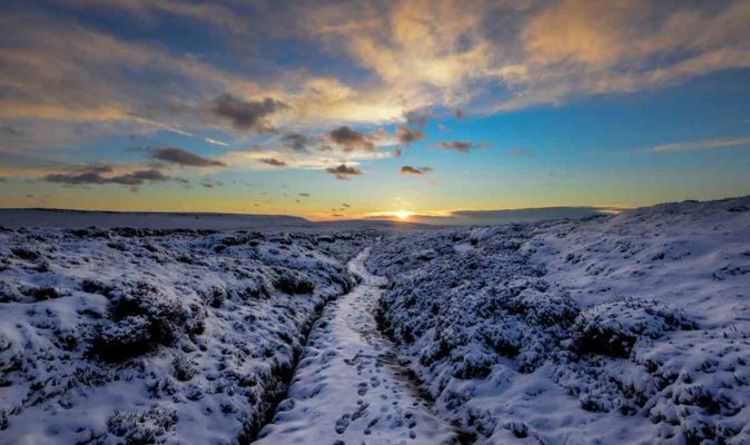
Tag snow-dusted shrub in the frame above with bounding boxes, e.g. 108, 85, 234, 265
172, 354, 198, 381
107, 406, 177, 445
91, 315, 153, 361
91, 281, 206, 361
10, 247, 39, 261
506, 286, 579, 327
273, 269, 315, 294
573, 299, 694, 358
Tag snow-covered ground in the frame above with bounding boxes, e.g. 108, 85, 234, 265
0, 228, 363, 444
256, 248, 463, 444
368, 196, 750, 444
1, 196, 748, 444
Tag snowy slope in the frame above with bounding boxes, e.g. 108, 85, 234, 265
368, 196, 750, 444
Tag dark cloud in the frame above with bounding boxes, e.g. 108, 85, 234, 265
151, 147, 226, 167
211, 94, 286, 131
325, 164, 362, 180
200, 178, 223, 188
507, 147, 534, 157
0, 177, 7, 182
281, 132, 311, 152
0, 125, 23, 136
258, 158, 287, 167
299, 192, 310, 197
392, 147, 403, 157
330, 126, 374, 152
454, 108, 465, 119
400, 165, 433, 175
108, 169, 172, 185
396, 125, 424, 145
341, 203, 351, 208
43, 164, 182, 187
404, 108, 429, 128
43, 168, 109, 185
436, 141, 488, 153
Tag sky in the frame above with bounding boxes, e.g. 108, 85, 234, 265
0, 0, 749, 221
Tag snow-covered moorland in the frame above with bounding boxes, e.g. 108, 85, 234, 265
0, 227, 369, 444
368, 196, 750, 444
1, 196, 748, 445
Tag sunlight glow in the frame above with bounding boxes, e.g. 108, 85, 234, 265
394, 210, 411, 220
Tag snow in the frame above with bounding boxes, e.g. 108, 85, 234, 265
368, 196, 750, 444
0, 228, 361, 444
255, 249, 462, 444
1, 195, 749, 444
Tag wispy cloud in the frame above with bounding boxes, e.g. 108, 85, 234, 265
507, 147, 534, 157
649, 136, 750, 152
435, 141, 488, 153
204, 137, 229, 147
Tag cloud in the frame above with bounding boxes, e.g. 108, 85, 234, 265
43, 164, 181, 186
107, 169, 176, 185
330, 126, 375, 152
649, 136, 750, 152
4, 0, 750, 164
299, 192, 311, 197
507, 147, 534, 157
396, 125, 424, 145
341, 203, 351, 208
150, 147, 226, 167
400, 165, 433, 175
204, 137, 229, 147
258, 158, 287, 167
281, 132, 312, 152
325, 164, 362, 180
435, 140, 487, 153
200, 178, 223, 188
67, 0, 250, 35
211, 94, 286, 131
404, 108, 430, 128
0, 125, 23, 137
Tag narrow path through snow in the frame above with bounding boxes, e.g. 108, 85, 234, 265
253, 248, 464, 444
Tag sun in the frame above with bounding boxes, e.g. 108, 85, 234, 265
394, 210, 411, 220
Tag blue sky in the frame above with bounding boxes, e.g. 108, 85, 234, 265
0, 0, 749, 220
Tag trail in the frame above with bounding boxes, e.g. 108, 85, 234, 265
252, 248, 466, 444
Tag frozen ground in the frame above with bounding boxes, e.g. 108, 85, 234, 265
1, 196, 749, 444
